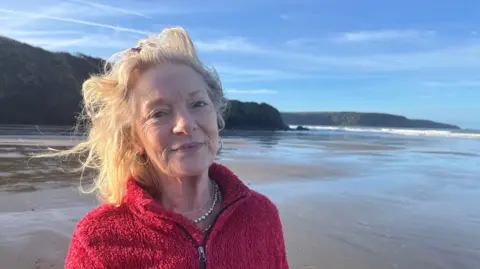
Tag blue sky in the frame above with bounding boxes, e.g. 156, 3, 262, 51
1, 0, 479, 128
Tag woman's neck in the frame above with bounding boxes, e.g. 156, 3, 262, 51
156, 170, 214, 214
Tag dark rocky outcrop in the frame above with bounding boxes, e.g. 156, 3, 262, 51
0, 36, 104, 125
0, 36, 288, 130
281, 112, 460, 129
224, 100, 288, 130
295, 125, 309, 131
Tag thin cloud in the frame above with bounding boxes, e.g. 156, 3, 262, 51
216, 65, 288, 76
3, 5, 479, 76
12, 34, 135, 50
285, 38, 323, 47
423, 80, 480, 88
331, 29, 436, 43
67, 0, 150, 18
225, 89, 278, 94
0, 30, 82, 36
195, 32, 479, 73
265, 42, 480, 72
1, 5, 74, 30
44, 36, 92, 49
195, 37, 262, 53
0, 8, 150, 34
201, 35, 480, 73
214, 64, 312, 81
13, 37, 85, 48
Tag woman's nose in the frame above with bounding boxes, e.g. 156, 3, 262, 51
172, 111, 197, 134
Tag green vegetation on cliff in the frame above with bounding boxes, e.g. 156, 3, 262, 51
282, 112, 460, 129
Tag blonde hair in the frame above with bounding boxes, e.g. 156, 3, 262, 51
38, 27, 228, 205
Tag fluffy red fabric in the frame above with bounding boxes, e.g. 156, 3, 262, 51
65, 163, 289, 268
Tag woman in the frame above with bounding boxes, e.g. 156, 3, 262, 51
59, 27, 289, 268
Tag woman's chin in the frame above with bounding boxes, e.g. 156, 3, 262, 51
169, 156, 212, 177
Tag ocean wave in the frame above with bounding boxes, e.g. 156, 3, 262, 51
289, 125, 480, 139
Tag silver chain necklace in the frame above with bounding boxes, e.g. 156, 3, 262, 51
193, 181, 219, 224
203, 187, 222, 232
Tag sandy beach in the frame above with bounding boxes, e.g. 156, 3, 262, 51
1, 127, 480, 269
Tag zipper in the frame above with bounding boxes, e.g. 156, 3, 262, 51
201, 194, 246, 246
177, 194, 247, 269
198, 246, 206, 269
177, 225, 206, 269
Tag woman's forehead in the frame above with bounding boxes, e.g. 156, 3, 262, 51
135, 64, 208, 99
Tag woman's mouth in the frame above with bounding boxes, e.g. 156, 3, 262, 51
172, 142, 203, 153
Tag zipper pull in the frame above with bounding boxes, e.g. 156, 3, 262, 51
198, 246, 206, 263
198, 246, 207, 269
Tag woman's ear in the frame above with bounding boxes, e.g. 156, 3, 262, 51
132, 137, 145, 155
130, 125, 145, 155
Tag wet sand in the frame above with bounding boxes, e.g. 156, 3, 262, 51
1, 129, 480, 269
0, 186, 97, 269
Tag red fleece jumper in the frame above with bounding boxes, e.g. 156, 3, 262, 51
65, 163, 289, 269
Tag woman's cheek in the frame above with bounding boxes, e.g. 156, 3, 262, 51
141, 120, 158, 136
142, 123, 163, 149
151, 126, 167, 146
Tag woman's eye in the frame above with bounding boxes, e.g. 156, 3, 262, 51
152, 111, 167, 118
193, 101, 207, 108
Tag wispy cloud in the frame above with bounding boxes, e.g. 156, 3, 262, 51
0, 30, 82, 36
3, 3, 479, 77
225, 89, 278, 94
285, 38, 323, 47
414, 87, 458, 100
216, 65, 289, 76
67, 0, 150, 18
331, 29, 436, 43
16, 35, 133, 50
43, 36, 92, 49
0, 5, 74, 29
0, 8, 150, 34
195, 37, 262, 53
198, 33, 480, 73
267, 42, 480, 72
423, 80, 480, 88
214, 64, 312, 82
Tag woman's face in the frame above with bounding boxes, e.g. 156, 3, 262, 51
133, 63, 219, 177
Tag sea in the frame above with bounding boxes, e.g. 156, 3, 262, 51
0, 124, 479, 268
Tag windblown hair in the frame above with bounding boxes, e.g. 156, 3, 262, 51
38, 27, 228, 205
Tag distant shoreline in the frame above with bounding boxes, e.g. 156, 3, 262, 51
281, 112, 460, 130
286, 125, 480, 139
1, 124, 479, 142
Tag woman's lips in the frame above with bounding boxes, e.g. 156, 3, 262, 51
172, 142, 203, 153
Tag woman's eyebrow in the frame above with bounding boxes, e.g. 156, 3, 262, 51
145, 97, 167, 110
188, 90, 204, 98
144, 89, 205, 110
